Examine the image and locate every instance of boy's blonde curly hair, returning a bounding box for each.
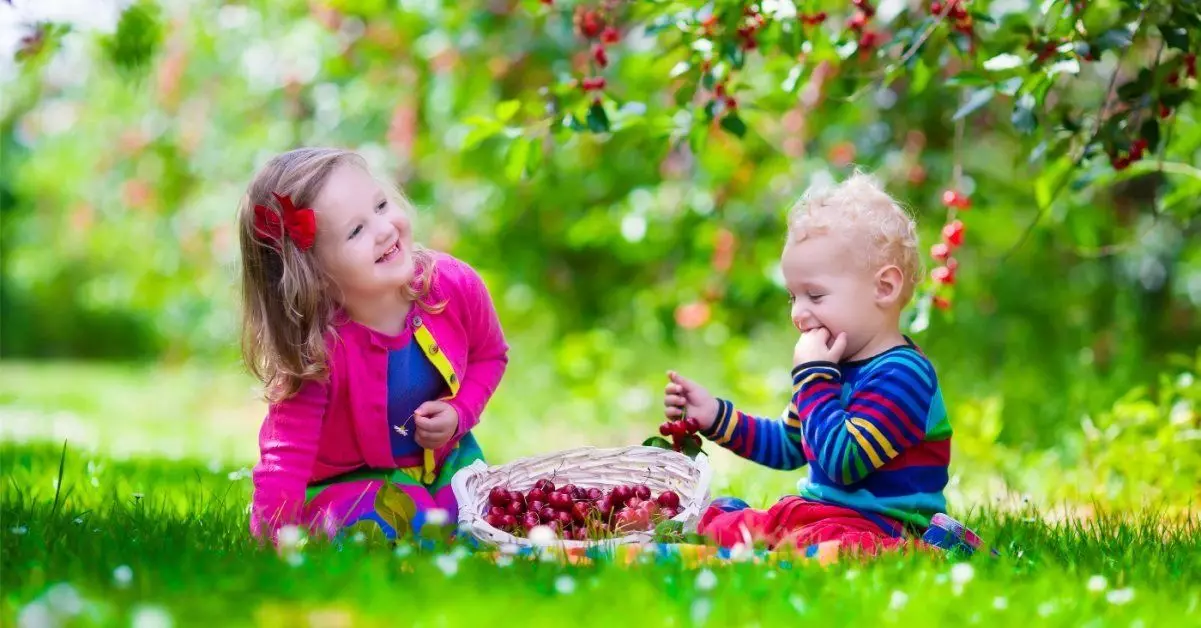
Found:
[786,170,923,305]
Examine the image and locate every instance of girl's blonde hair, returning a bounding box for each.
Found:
[237,147,441,402]
[787,171,922,305]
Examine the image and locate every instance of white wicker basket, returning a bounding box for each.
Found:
[450,445,712,549]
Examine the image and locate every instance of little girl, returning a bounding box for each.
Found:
[239,147,508,544]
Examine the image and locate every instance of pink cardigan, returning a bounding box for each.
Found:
[249,252,509,539]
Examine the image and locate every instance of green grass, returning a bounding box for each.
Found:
[4,442,1200,626]
[3,361,1200,625]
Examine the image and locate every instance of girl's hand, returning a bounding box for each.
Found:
[413,401,459,449]
[793,327,847,366]
[663,371,719,431]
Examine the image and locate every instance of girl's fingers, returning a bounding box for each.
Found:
[664,406,684,418]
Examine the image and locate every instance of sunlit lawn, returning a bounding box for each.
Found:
[2,360,1199,626]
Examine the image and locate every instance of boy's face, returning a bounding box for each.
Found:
[781,232,889,360]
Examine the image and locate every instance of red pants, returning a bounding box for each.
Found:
[697,496,907,555]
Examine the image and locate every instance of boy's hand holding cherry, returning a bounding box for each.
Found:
[662,371,718,431]
[793,327,847,366]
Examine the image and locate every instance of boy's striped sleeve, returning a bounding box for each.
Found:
[700,397,808,471]
[793,357,935,486]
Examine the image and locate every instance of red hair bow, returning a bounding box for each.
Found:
[253,192,316,252]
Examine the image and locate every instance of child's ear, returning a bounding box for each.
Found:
[874,265,904,306]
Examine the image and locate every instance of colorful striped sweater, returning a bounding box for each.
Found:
[700,341,952,529]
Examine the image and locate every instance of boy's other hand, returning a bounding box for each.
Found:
[793,327,847,366]
[663,371,719,431]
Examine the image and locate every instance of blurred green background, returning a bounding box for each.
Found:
[1,0,1199,512]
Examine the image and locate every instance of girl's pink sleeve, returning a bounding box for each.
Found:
[249,377,328,543]
[447,262,509,436]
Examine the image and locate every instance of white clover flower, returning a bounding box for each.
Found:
[889,590,908,610]
[113,565,133,588]
[17,601,52,628]
[1106,588,1134,605]
[1087,575,1107,592]
[277,526,306,552]
[992,597,1008,610]
[789,594,807,614]
[494,555,514,568]
[131,605,173,628]
[554,575,576,595]
[434,554,459,577]
[527,525,557,546]
[950,562,975,585]
[227,468,251,481]
[425,508,450,526]
[690,598,712,625]
[1037,602,1055,617]
[695,569,717,591]
[46,583,83,616]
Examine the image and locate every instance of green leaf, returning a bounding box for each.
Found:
[642,436,673,449]
[1012,94,1037,134]
[345,520,394,548]
[1161,90,1193,108]
[945,72,992,87]
[910,58,932,95]
[952,88,996,121]
[495,100,521,123]
[681,436,705,459]
[375,482,417,538]
[525,135,544,177]
[984,53,1024,71]
[720,113,747,137]
[1116,68,1152,101]
[1036,156,1074,208]
[674,81,698,107]
[505,137,531,182]
[462,121,503,151]
[1092,27,1133,53]
[1141,118,1160,153]
[1160,25,1190,51]
[586,102,610,133]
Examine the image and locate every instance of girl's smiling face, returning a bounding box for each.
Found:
[312,163,415,304]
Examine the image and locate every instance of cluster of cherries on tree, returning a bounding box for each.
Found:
[570,5,622,103]
[928,190,969,310]
[1108,53,1196,171]
[484,478,684,541]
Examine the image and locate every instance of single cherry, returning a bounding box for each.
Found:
[932,266,956,285]
[942,220,965,247]
[488,487,511,508]
[656,491,681,509]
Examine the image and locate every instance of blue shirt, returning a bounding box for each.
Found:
[387,337,448,458]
